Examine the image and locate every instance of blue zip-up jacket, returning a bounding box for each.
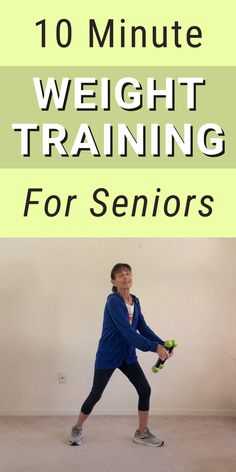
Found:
[95,292,164,369]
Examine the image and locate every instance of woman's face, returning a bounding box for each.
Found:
[112,268,133,291]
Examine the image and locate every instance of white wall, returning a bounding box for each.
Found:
[0,238,235,416]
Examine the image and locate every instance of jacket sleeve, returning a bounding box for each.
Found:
[107,297,158,353]
[137,302,164,346]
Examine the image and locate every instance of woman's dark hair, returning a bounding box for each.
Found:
[111,263,132,292]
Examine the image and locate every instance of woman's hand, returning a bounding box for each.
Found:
[156,344,172,361]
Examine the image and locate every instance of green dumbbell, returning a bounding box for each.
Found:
[152,339,178,373]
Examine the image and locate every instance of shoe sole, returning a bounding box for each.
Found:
[67,439,82,446]
[133,438,164,447]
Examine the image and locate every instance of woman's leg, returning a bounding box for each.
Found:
[74,411,89,428]
[138,410,149,432]
[74,368,115,427]
[119,362,151,432]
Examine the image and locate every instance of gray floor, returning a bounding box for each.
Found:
[1,416,236,472]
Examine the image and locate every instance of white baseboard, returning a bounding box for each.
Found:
[0,408,236,417]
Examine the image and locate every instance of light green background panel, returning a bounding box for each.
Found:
[0,0,235,66]
[0,0,235,237]
[0,169,235,237]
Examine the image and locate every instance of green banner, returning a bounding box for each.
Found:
[1,67,234,169]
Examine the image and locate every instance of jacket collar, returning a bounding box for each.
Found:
[109,291,139,303]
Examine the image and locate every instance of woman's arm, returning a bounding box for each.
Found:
[137,305,164,346]
[107,297,159,353]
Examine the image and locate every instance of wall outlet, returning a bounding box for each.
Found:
[58,372,67,384]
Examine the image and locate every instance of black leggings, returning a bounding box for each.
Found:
[81,362,151,415]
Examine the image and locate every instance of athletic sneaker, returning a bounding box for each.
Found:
[133,427,164,447]
[67,426,83,446]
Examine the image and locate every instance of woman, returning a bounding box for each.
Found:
[68,263,171,447]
